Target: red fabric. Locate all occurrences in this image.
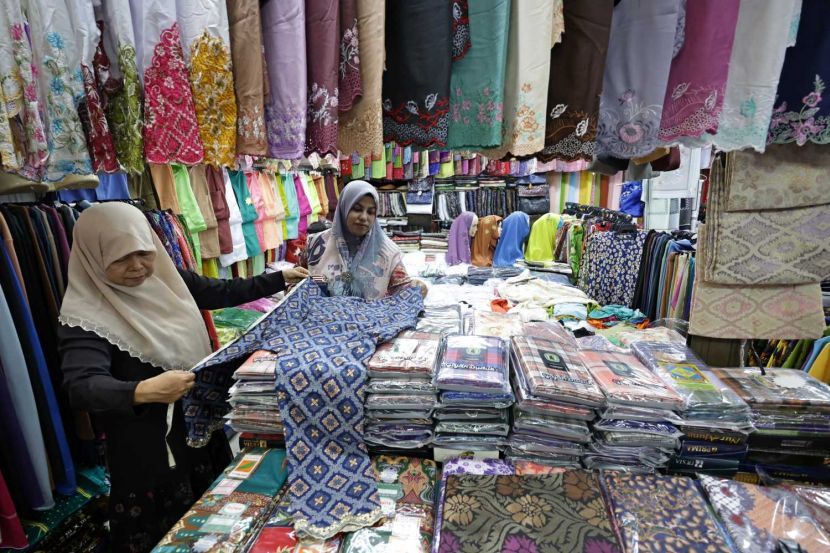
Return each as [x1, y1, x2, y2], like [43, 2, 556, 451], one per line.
[0, 470, 27, 550]
[491, 298, 510, 313]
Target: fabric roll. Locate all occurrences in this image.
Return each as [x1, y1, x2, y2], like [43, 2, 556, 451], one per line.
[227, 0, 268, 156]
[382, 0, 453, 147]
[767, 0, 830, 146]
[261, 0, 307, 159]
[658, 0, 740, 144]
[338, 0, 384, 156]
[447, 0, 511, 149]
[539, 0, 614, 162]
[596, 0, 682, 159]
[305, 0, 340, 156]
[338, 0, 362, 113]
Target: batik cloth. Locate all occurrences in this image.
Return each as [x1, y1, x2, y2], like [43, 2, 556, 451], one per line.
[767, 0, 830, 146]
[707, 0, 800, 152]
[700, 475, 830, 553]
[578, 350, 684, 410]
[367, 331, 441, 378]
[511, 336, 604, 407]
[710, 368, 830, 413]
[446, 0, 511, 149]
[602, 473, 732, 553]
[658, 0, 740, 144]
[540, 0, 614, 162]
[186, 280, 423, 540]
[436, 335, 509, 393]
[432, 458, 515, 553]
[596, 0, 683, 159]
[382, 0, 453, 147]
[439, 472, 622, 553]
[579, 230, 647, 307]
[701, 154, 830, 286]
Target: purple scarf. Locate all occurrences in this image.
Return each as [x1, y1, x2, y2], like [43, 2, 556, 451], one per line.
[446, 211, 476, 265]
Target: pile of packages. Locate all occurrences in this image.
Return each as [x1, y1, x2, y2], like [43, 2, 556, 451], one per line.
[631, 340, 753, 477]
[432, 335, 513, 456]
[415, 305, 463, 334]
[466, 266, 523, 285]
[713, 368, 830, 484]
[364, 331, 442, 449]
[419, 232, 449, 257]
[225, 350, 284, 438]
[579, 349, 684, 472]
[390, 230, 421, 253]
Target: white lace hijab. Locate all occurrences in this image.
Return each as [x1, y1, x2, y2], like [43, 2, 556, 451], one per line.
[59, 203, 211, 370]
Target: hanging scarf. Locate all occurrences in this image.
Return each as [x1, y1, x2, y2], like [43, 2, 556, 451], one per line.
[493, 211, 530, 267]
[446, 211, 477, 265]
[471, 215, 502, 267]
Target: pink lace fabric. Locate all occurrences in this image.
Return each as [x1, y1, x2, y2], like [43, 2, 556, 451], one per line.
[142, 23, 204, 164]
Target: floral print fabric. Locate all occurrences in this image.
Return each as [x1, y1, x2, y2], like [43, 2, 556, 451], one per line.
[305, 0, 340, 157]
[439, 472, 622, 553]
[602, 472, 732, 553]
[579, 230, 647, 308]
[338, 0, 361, 113]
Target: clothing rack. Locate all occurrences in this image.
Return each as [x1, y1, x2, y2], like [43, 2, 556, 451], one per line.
[563, 202, 632, 223]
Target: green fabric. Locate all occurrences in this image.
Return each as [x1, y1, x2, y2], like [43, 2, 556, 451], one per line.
[252, 253, 265, 276]
[569, 224, 584, 279]
[229, 170, 262, 257]
[371, 147, 385, 179]
[525, 213, 560, 262]
[303, 174, 322, 220]
[212, 307, 262, 331]
[172, 164, 207, 267]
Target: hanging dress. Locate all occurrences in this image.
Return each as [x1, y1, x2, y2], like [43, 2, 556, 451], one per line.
[176, 0, 237, 166]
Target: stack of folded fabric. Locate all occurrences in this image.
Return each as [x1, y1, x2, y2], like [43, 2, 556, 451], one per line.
[420, 232, 449, 256]
[466, 266, 523, 285]
[225, 350, 284, 437]
[471, 310, 524, 340]
[712, 368, 830, 483]
[631, 340, 753, 477]
[390, 230, 421, 253]
[433, 335, 513, 455]
[364, 331, 442, 449]
[416, 305, 463, 335]
[578, 349, 684, 472]
[508, 335, 604, 467]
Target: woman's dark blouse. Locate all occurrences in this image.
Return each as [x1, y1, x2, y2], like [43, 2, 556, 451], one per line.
[57, 270, 286, 494]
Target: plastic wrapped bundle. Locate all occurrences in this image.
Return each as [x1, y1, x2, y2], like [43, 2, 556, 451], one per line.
[368, 331, 442, 378]
[435, 335, 510, 393]
[471, 310, 524, 339]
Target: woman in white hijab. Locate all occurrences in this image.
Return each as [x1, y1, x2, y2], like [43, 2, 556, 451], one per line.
[58, 203, 306, 552]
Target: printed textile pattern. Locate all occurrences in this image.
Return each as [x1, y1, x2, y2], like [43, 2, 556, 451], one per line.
[700, 475, 830, 553]
[79, 64, 119, 173]
[266, 103, 306, 160]
[188, 31, 237, 167]
[306, 83, 339, 156]
[186, 280, 423, 540]
[40, 31, 93, 181]
[142, 23, 204, 165]
[338, 10, 361, 113]
[581, 230, 646, 307]
[602, 472, 732, 553]
[4, 22, 49, 180]
[439, 472, 622, 553]
[768, 74, 830, 145]
[383, 94, 450, 149]
[710, 368, 830, 410]
[451, 1, 471, 61]
[107, 44, 144, 174]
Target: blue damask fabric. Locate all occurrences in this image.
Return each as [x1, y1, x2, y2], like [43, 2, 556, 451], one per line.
[185, 280, 423, 540]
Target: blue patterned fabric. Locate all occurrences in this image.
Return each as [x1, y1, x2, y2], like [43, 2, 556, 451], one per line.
[185, 279, 423, 540]
[580, 230, 647, 308]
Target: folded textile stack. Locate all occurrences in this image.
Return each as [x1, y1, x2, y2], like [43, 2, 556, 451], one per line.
[578, 349, 684, 472]
[225, 351, 283, 436]
[364, 331, 442, 449]
[391, 230, 421, 253]
[466, 265, 523, 285]
[420, 232, 449, 256]
[508, 336, 603, 467]
[340, 456, 438, 553]
[631, 341, 753, 476]
[713, 368, 830, 483]
[433, 335, 513, 454]
[416, 305, 463, 335]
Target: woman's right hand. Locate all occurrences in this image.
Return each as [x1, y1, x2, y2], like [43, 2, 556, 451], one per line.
[134, 370, 196, 405]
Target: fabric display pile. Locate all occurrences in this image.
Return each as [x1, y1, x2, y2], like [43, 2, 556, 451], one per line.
[419, 232, 450, 257]
[689, 145, 830, 340]
[630, 340, 753, 476]
[713, 368, 830, 484]
[432, 335, 514, 454]
[389, 230, 421, 253]
[364, 331, 442, 449]
[225, 351, 284, 438]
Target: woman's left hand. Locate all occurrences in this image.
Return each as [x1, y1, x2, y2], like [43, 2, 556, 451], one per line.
[282, 266, 310, 284]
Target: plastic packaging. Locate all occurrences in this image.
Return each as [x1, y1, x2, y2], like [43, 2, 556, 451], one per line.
[434, 335, 511, 393]
[366, 379, 438, 395]
[576, 334, 630, 353]
[434, 421, 510, 436]
[431, 434, 507, 448]
[511, 367, 598, 421]
[365, 409, 434, 420]
[505, 451, 580, 470]
[471, 310, 524, 340]
[438, 391, 514, 409]
[512, 408, 592, 443]
[614, 324, 687, 347]
[519, 320, 577, 347]
[368, 330, 442, 378]
[710, 368, 830, 414]
[600, 405, 684, 424]
[433, 407, 508, 421]
[507, 433, 585, 456]
[365, 394, 437, 410]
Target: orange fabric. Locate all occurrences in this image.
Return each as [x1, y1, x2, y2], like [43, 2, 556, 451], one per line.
[491, 298, 510, 313]
[471, 215, 502, 267]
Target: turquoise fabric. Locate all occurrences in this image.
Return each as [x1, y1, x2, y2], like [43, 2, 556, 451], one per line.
[447, 0, 512, 149]
[280, 174, 300, 240]
[229, 170, 263, 257]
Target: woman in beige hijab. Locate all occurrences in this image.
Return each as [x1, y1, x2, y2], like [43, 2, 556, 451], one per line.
[57, 203, 306, 552]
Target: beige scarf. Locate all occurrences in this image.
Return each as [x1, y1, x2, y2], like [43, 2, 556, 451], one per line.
[59, 203, 212, 370]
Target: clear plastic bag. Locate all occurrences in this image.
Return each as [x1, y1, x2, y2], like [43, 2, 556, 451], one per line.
[435, 334, 511, 393]
[368, 330, 442, 378]
[365, 379, 437, 395]
[512, 408, 592, 443]
[365, 394, 437, 410]
[507, 433, 585, 456]
[434, 421, 510, 436]
[365, 409, 434, 420]
[431, 433, 507, 448]
[471, 310, 525, 340]
[576, 334, 630, 353]
[438, 390, 514, 409]
[433, 407, 508, 421]
[511, 368, 598, 420]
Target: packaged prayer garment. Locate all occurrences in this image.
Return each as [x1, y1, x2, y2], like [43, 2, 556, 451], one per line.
[435, 335, 510, 393]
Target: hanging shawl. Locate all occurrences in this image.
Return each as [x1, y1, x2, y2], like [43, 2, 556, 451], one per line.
[539, 0, 614, 162]
[176, 0, 237, 166]
[471, 215, 502, 267]
[306, 180, 405, 299]
[382, 0, 453, 147]
[657, 0, 740, 145]
[261, 0, 307, 159]
[767, 0, 830, 146]
[446, 211, 477, 266]
[305, 0, 340, 156]
[493, 211, 530, 267]
[595, 0, 683, 159]
[132, 0, 204, 164]
[338, 0, 362, 112]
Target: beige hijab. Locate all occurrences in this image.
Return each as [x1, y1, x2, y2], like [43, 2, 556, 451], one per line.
[59, 203, 212, 370]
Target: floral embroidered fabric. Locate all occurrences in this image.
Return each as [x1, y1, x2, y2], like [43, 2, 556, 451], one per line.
[438, 472, 622, 553]
[451, 1, 471, 61]
[142, 23, 204, 165]
[305, 0, 340, 157]
[107, 44, 144, 174]
[338, 0, 362, 113]
[767, 0, 830, 145]
[79, 62, 119, 173]
[188, 31, 237, 167]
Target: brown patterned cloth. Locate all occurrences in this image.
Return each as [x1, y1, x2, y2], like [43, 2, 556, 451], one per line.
[710, 368, 830, 413]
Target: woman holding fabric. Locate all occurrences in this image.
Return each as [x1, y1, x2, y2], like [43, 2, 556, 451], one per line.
[57, 203, 307, 552]
[304, 180, 425, 299]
